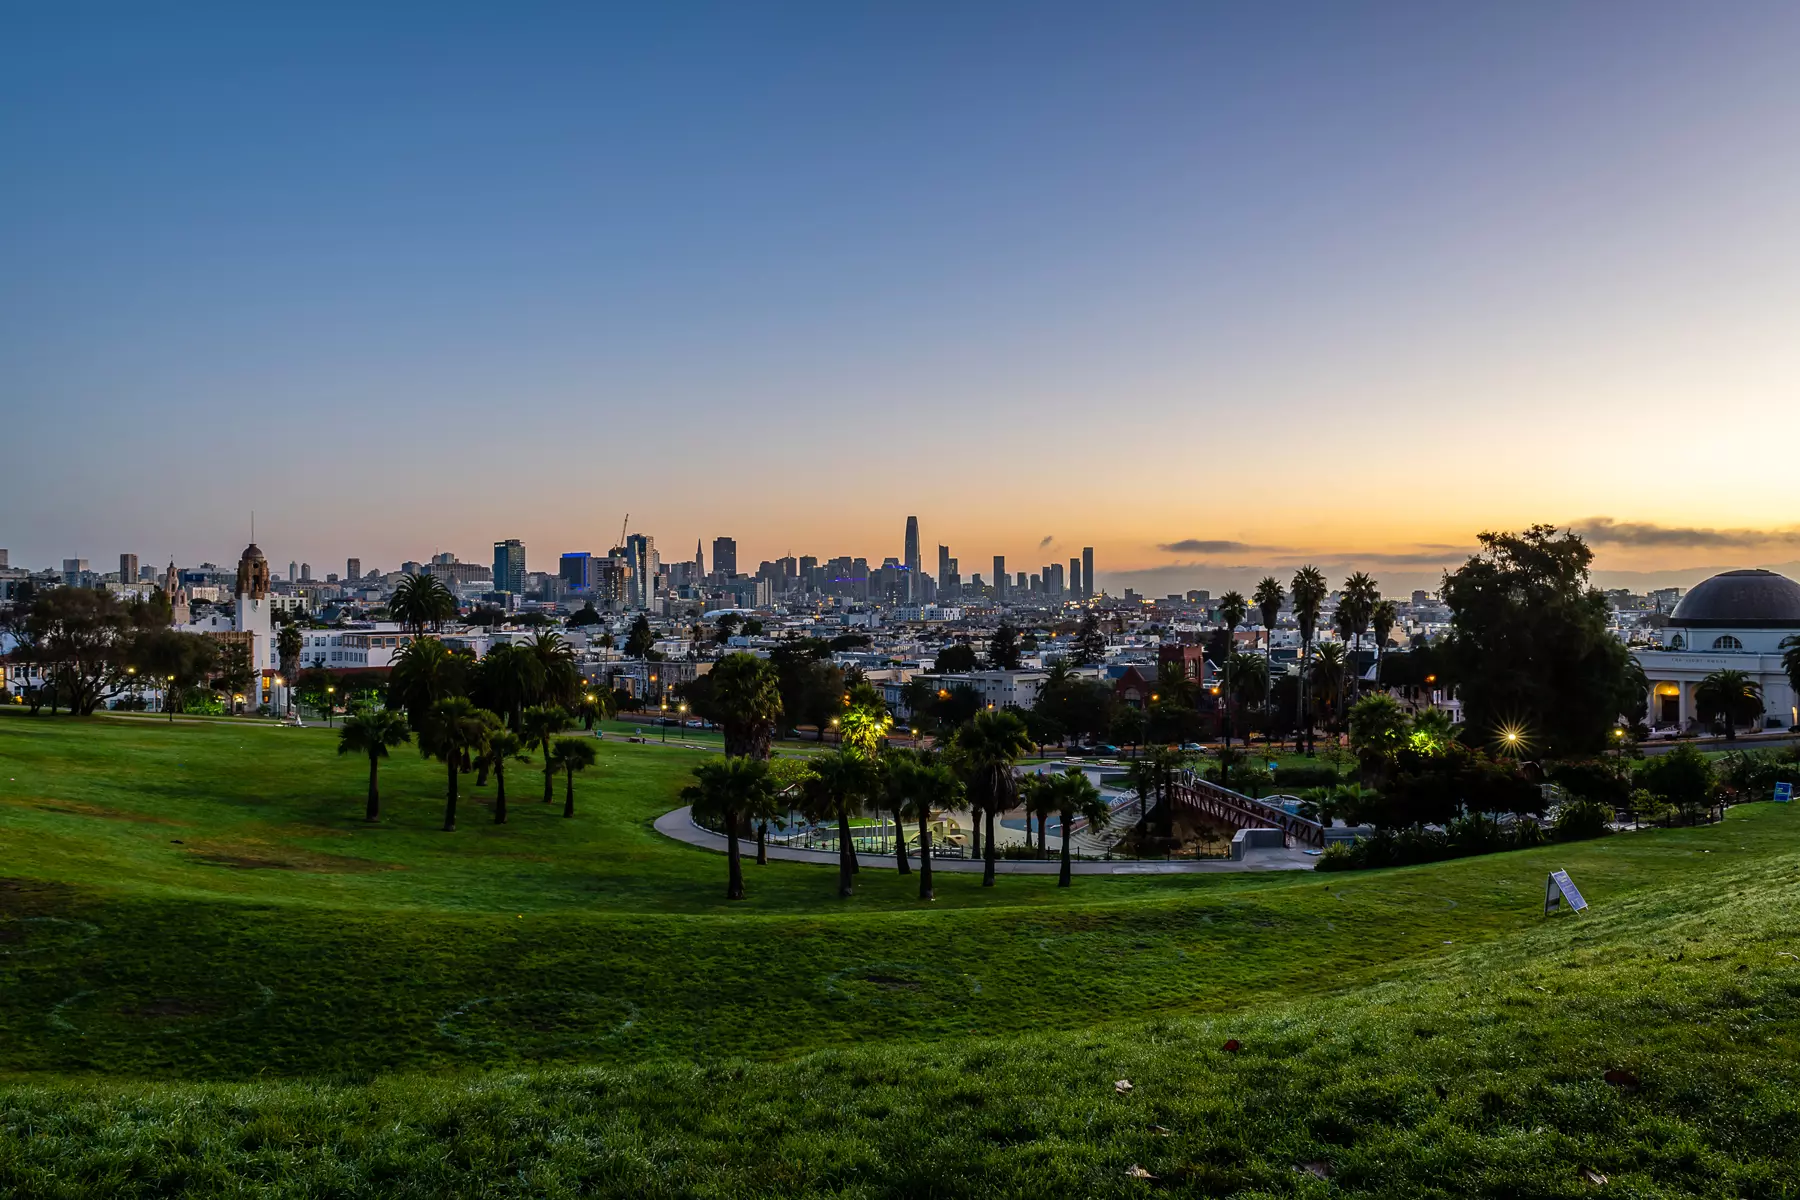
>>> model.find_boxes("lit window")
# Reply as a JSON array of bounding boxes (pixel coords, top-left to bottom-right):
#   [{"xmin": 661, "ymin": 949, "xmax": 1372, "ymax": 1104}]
[{"xmin": 1712, "ymin": 635, "xmax": 1742, "ymax": 651}]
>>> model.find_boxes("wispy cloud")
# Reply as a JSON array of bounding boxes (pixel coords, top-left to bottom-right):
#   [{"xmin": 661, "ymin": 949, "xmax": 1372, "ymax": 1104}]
[
  {"xmin": 1570, "ymin": 517, "xmax": 1800, "ymax": 549},
  {"xmin": 1158, "ymin": 538, "xmax": 1273, "ymax": 555},
  {"xmin": 1272, "ymin": 547, "xmax": 1473, "ymax": 567},
  {"xmin": 1038, "ymin": 535, "xmax": 1055, "ymax": 550}
]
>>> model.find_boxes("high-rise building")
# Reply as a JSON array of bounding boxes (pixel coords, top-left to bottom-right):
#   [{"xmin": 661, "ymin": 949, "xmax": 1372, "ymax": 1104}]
[
  {"xmin": 559, "ymin": 552, "xmax": 594, "ymax": 593},
  {"xmin": 493, "ymin": 539, "xmax": 526, "ymax": 594},
  {"xmin": 300, "ymin": 562, "xmax": 313, "ymax": 582},
  {"xmin": 937, "ymin": 545, "xmax": 951, "ymax": 583},
  {"xmin": 623, "ymin": 533, "xmax": 657, "ymax": 607},
  {"xmin": 288, "ymin": 560, "xmax": 298, "ymax": 583},
  {"xmin": 712, "ymin": 537, "xmax": 737, "ymax": 578},
  {"xmin": 0, "ymin": 549, "xmax": 8, "ymax": 568},
  {"xmin": 904, "ymin": 516, "xmax": 922, "ymax": 603},
  {"xmin": 346, "ymin": 557, "xmax": 361, "ymax": 581},
  {"xmin": 1069, "ymin": 557, "xmax": 1082, "ymax": 597},
  {"xmin": 1046, "ymin": 562, "xmax": 1064, "ymax": 596},
  {"xmin": 119, "ymin": 553, "xmax": 138, "ymax": 584},
  {"xmin": 993, "ymin": 555, "xmax": 1006, "ymax": 602},
  {"xmin": 1082, "ymin": 547, "xmax": 1095, "ymax": 598},
  {"xmin": 694, "ymin": 539, "xmax": 705, "ymax": 577}
]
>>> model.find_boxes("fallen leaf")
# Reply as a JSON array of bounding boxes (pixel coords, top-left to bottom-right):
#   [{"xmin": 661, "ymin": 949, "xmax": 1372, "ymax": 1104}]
[
  {"xmin": 1297, "ymin": 1160, "xmax": 1333, "ymax": 1179},
  {"xmin": 1149, "ymin": 1124, "xmax": 1173, "ymax": 1137},
  {"xmin": 1603, "ymin": 1069, "xmax": 1639, "ymax": 1089},
  {"xmin": 1114, "ymin": 1079, "xmax": 1133, "ymax": 1094},
  {"xmin": 1125, "ymin": 1164, "xmax": 1156, "ymax": 1180},
  {"xmin": 1222, "ymin": 1039, "xmax": 1242, "ymax": 1053},
  {"xmin": 1581, "ymin": 1166, "xmax": 1608, "ymax": 1185}
]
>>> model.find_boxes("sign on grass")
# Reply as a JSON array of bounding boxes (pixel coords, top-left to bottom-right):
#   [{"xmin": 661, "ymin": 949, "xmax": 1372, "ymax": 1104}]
[
  {"xmin": 1776, "ymin": 781, "xmax": 1793, "ymax": 804},
  {"xmin": 1544, "ymin": 869, "xmax": 1588, "ymax": 916}
]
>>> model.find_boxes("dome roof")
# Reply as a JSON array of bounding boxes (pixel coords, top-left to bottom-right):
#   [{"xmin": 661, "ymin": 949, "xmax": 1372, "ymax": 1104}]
[
  {"xmin": 1669, "ymin": 569, "xmax": 1800, "ymax": 628},
  {"xmin": 239, "ymin": 543, "xmax": 267, "ymax": 562}
]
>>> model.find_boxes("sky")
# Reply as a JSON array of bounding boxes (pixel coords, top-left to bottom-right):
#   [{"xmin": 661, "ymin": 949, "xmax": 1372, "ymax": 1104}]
[{"xmin": 4, "ymin": 2, "xmax": 1799, "ymax": 594}]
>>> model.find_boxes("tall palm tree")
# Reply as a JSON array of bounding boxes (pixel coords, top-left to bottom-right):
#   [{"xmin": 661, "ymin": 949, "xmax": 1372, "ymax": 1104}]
[
  {"xmin": 1337, "ymin": 572, "xmax": 1379, "ymax": 704},
  {"xmin": 709, "ymin": 652, "xmax": 785, "ymax": 759},
  {"xmin": 1044, "ymin": 767, "xmax": 1109, "ymax": 887},
  {"xmin": 336, "ymin": 709, "xmax": 411, "ymax": 822},
  {"xmin": 1369, "ymin": 599, "xmax": 1397, "ymax": 691},
  {"xmin": 418, "ymin": 696, "xmax": 491, "ymax": 832},
  {"xmin": 803, "ymin": 750, "xmax": 873, "ymax": 898},
  {"xmin": 549, "ymin": 737, "xmax": 599, "ymax": 816},
  {"xmin": 1781, "ymin": 636, "xmax": 1800, "ymax": 719},
  {"xmin": 898, "ymin": 754, "xmax": 961, "ymax": 901},
  {"xmin": 1694, "ymin": 670, "xmax": 1764, "ymax": 741},
  {"xmin": 1217, "ymin": 591, "xmax": 1248, "ymax": 752},
  {"xmin": 390, "ymin": 573, "xmax": 457, "ymax": 636},
  {"xmin": 527, "ymin": 630, "xmax": 582, "ymax": 710},
  {"xmin": 1311, "ymin": 642, "xmax": 1348, "ymax": 734},
  {"xmin": 1228, "ymin": 650, "xmax": 1270, "ymax": 749},
  {"xmin": 479, "ymin": 726, "xmax": 529, "ymax": 824},
  {"xmin": 681, "ymin": 756, "xmax": 775, "ymax": 899},
  {"xmin": 876, "ymin": 750, "xmax": 914, "ymax": 874},
  {"xmin": 473, "ymin": 643, "xmax": 545, "ymax": 733},
  {"xmin": 953, "ymin": 709, "xmax": 1032, "ymax": 887},
  {"xmin": 522, "ymin": 704, "xmax": 574, "ymax": 804},
  {"xmin": 1290, "ymin": 566, "xmax": 1328, "ymax": 753},
  {"xmin": 387, "ymin": 637, "xmax": 468, "ymax": 729},
  {"xmin": 1253, "ymin": 576, "xmax": 1284, "ymax": 654}
]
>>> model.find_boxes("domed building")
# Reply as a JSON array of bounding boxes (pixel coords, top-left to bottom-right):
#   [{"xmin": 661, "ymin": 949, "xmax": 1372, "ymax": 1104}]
[
  {"xmin": 234, "ymin": 542, "xmax": 277, "ymax": 704},
  {"xmin": 1635, "ymin": 569, "xmax": 1800, "ymax": 732}
]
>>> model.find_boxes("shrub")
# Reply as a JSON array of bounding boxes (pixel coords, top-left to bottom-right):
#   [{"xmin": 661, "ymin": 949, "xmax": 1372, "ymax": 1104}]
[
  {"xmin": 1553, "ymin": 798, "xmax": 1612, "ymax": 842},
  {"xmin": 1275, "ymin": 763, "xmax": 1341, "ymax": 789}
]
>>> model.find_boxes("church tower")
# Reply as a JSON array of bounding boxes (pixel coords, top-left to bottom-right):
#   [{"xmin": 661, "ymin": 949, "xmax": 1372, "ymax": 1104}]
[
  {"xmin": 163, "ymin": 560, "xmax": 190, "ymax": 625},
  {"xmin": 235, "ymin": 542, "xmax": 274, "ymax": 678}
]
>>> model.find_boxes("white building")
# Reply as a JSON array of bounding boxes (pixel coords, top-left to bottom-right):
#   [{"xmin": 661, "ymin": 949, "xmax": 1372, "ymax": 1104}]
[{"xmin": 1633, "ymin": 569, "xmax": 1800, "ymax": 733}]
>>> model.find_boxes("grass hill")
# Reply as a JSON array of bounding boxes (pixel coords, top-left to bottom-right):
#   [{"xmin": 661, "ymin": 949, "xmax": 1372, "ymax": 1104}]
[{"xmin": 1, "ymin": 712, "xmax": 1796, "ymax": 1195}]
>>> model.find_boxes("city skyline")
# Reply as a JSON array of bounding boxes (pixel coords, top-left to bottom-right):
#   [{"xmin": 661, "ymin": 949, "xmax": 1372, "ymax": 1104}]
[{"xmin": 6, "ymin": 5, "xmax": 1800, "ymax": 581}]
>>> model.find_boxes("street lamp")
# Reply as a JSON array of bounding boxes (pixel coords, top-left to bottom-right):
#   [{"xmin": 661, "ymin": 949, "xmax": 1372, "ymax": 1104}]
[
  {"xmin": 166, "ymin": 675, "xmax": 176, "ymax": 722},
  {"xmin": 326, "ymin": 685, "xmax": 336, "ymax": 728}
]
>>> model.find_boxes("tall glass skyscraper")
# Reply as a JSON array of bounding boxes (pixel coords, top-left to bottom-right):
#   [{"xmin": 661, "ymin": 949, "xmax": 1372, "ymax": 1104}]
[
  {"xmin": 904, "ymin": 516, "xmax": 921, "ymax": 603},
  {"xmin": 494, "ymin": 539, "xmax": 526, "ymax": 594}
]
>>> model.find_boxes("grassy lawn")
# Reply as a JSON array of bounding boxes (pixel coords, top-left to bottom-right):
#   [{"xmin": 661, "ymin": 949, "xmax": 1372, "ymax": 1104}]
[{"xmin": 1, "ymin": 709, "xmax": 1797, "ymax": 1194}]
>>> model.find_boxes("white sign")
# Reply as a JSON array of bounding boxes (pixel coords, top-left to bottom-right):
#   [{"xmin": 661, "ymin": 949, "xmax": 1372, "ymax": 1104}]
[{"xmin": 1545, "ymin": 869, "xmax": 1588, "ymax": 915}]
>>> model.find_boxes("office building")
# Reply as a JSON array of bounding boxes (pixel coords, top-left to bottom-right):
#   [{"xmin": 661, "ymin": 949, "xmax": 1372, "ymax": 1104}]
[
  {"xmin": 288, "ymin": 560, "xmax": 298, "ymax": 583},
  {"xmin": 300, "ymin": 563, "xmax": 313, "ymax": 582},
  {"xmin": 904, "ymin": 516, "xmax": 922, "ymax": 603},
  {"xmin": 346, "ymin": 557, "xmax": 361, "ymax": 581},
  {"xmin": 1082, "ymin": 547, "xmax": 1095, "ymax": 598},
  {"xmin": 712, "ymin": 537, "xmax": 737, "ymax": 578},
  {"xmin": 993, "ymin": 555, "xmax": 1006, "ymax": 602},
  {"xmin": 119, "ymin": 554, "xmax": 138, "ymax": 585},
  {"xmin": 1069, "ymin": 557, "xmax": 1082, "ymax": 597},
  {"xmin": 493, "ymin": 539, "xmax": 527, "ymax": 594}
]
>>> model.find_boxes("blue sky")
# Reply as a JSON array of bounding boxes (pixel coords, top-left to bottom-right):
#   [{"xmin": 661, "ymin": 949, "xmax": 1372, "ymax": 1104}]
[{"xmin": 5, "ymin": 3, "xmax": 1799, "ymax": 590}]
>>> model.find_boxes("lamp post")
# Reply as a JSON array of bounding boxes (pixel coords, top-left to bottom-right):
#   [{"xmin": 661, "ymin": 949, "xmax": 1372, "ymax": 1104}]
[
  {"xmin": 326, "ymin": 685, "xmax": 336, "ymax": 728},
  {"xmin": 126, "ymin": 666, "xmax": 137, "ymax": 711},
  {"xmin": 166, "ymin": 675, "xmax": 176, "ymax": 722}
]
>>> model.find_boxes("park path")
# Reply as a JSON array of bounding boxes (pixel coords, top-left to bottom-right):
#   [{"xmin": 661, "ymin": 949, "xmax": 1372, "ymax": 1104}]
[{"xmin": 652, "ymin": 806, "xmax": 1315, "ymax": 874}]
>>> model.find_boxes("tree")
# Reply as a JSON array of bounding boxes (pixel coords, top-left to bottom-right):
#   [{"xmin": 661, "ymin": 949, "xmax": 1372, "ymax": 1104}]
[
  {"xmin": 935, "ymin": 641, "xmax": 979, "ymax": 673},
  {"xmin": 952, "ymin": 709, "xmax": 1032, "ymax": 887},
  {"xmin": 1694, "ymin": 669, "xmax": 1764, "ymax": 740},
  {"xmin": 387, "ymin": 637, "xmax": 470, "ymax": 729},
  {"xmin": 1347, "ymin": 693, "xmax": 1410, "ymax": 780},
  {"xmin": 527, "ymin": 630, "xmax": 582, "ymax": 710},
  {"xmin": 875, "ymin": 751, "xmax": 916, "ymax": 874},
  {"xmin": 418, "ymin": 697, "xmax": 491, "ymax": 832},
  {"xmin": 624, "ymin": 615, "xmax": 656, "ymax": 658},
  {"xmin": 472, "ymin": 643, "xmax": 546, "ymax": 732},
  {"xmin": 1126, "ymin": 746, "xmax": 1189, "ymax": 840},
  {"xmin": 276, "ymin": 621, "xmax": 303, "ymax": 684},
  {"xmin": 1039, "ymin": 768, "xmax": 1108, "ymax": 887},
  {"xmin": 763, "ymin": 757, "xmax": 816, "ymax": 866},
  {"xmin": 712, "ymin": 613, "xmax": 743, "ymax": 645},
  {"xmin": 479, "ymin": 726, "xmax": 528, "ymax": 824},
  {"xmin": 550, "ymin": 737, "xmax": 598, "ymax": 818},
  {"xmin": 522, "ymin": 705, "xmax": 575, "ymax": 804},
  {"xmin": 802, "ymin": 750, "xmax": 873, "ymax": 898},
  {"xmin": 1783, "ymin": 636, "xmax": 1800, "ymax": 723},
  {"xmin": 1337, "ymin": 572, "xmax": 1379, "ymax": 702},
  {"xmin": 1217, "ymin": 591, "xmax": 1248, "ymax": 748},
  {"xmin": 1072, "ymin": 614, "xmax": 1107, "ymax": 666},
  {"xmin": 337, "ymin": 710, "xmax": 412, "ymax": 822},
  {"xmin": 1227, "ymin": 651, "xmax": 1270, "ymax": 747},
  {"xmin": 841, "ymin": 700, "xmax": 892, "ymax": 760},
  {"xmin": 128, "ymin": 629, "xmax": 219, "ymax": 720},
  {"xmin": 682, "ymin": 757, "xmax": 776, "ymax": 899},
  {"xmin": 1369, "ymin": 599, "xmax": 1397, "ymax": 687},
  {"xmin": 21, "ymin": 587, "xmax": 136, "ymax": 716},
  {"xmin": 1640, "ymin": 743, "xmax": 1717, "ymax": 824},
  {"xmin": 1310, "ymin": 642, "xmax": 1348, "ymax": 733},
  {"xmin": 708, "ymin": 653, "xmax": 784, "ymax": 759},
  {"xmin": 567, "ymin": 601, "xmax": 603, "ymax": 627},
  {"xmin": 1290, "ymin": 566, "xmax": 1327, "ymax": 752},
  {"xmin": 1440, "ymin": 527, "xmax": 1649, "ymax": 758},
  {"xmin": 390, "ymin": 573, "xmax": 457, "ymax": 636},
  {"xmin": 1253, "ymin": 577, "xmax": 1285, "ymax": 655},
  {"xmin": 988, "ymin": 623, "xmax": 1022, "ymax": 670},
  {"xmin": 214, "ymin": 642, "xmax": 254, "ymax": 713}
]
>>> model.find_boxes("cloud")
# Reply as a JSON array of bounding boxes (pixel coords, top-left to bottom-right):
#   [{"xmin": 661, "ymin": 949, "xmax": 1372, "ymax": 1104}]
[
  {"xmin": 1158, "ymin": 539, "xmax": 1269, "ymax": 554},
  {"xmin": 1570, "ymin": 518, "xmax": 1800, "ymax": 549},
  {"xmin": 1038, "ymin": 535, "xmax": 1055, "ymax": 549},
  {"xmin": 1274, "ymin": 548, "xmax": 1474, "ymax": 567}
]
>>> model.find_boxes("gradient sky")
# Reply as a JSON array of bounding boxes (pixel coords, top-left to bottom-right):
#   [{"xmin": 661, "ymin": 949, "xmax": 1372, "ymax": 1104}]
[{"xmin": 5, "ymin": 3, "xmax": 1799, "ymax": 592}]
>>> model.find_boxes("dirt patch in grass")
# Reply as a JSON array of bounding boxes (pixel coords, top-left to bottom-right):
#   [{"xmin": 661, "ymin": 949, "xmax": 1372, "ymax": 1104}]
[
  {"xmin": 2, "ymin": 796, "xmax": 178, "ymax": 825},
  {"xmin": 117, "ymin": 997, "xmax": 223, "ymax": 1019},
  {"xmin": 182, "ymin": 840, "xmax": 395, "ymax": 873}
]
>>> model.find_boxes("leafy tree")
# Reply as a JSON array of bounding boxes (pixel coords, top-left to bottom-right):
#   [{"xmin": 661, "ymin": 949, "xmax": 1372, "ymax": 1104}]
[
  {"xmin": 623, "ymin": 615, "xmax": 656, "ymax": 658},
  {"xmin": 213, "ymin": 642, "xmax": 255, "ymax": 713},
  {"xmin": 1440, "ymin": 526, "xmax": 1650, "ymax": 758},
  {"xmin": 337, "ymin": 709, "xmax": 411, "ymax": 822},
  {"xmin": 1125, "ymin": 746, "xmax": 1190, "ymax": 840},
  {"xmin": 21, "ymin": 587, "xmax": 136, "ymax": 715},
  {"xmin": 1640, "ymin": 743, "xmax": 1717, "ymax": 824},
  {"xmin": 127, "ymin": 629, "xmax": 220, "ymax": 720},
  {"xmin": 713, "ymin": 613, "xmax": 743, "ymax": 645},
  {"xmin": 389, "ymin": 573, "xmax": 457, "ymax": 636},
  {"xmin": 521, "ymin": 705, "xmax": 575, "ymax": 804},
  {"xmin": 708, "ymin": 652, "xmax": 785, "ymax": 758},
  {"xmin": 1072, "ymin": 614, "xmax": 1107, "ymax": 666},
  {"xmin": 566, "ymin": 601, "xmax": 603, "ymax": 627},
  {"xmin": 1034, "ymin": 674, "xmax": 1114, "ymax": 743},
  {"xmin": 418, "ymin": 697, "xmax": 491, "ymax": 831},
  {"xmin": 1290, "ymin": 566, "xmax": 1328, "ymax": 752},
  {"xmin": 935, "ymin": 641, "xmax": 979, "ymax": 673},
  {"xmin": 988, "ymin": 623, "xmax": 1022, "ymax": 670},
  {"xmin": 1348, "ymin": 693, "xmax": 1410, "ymax": 780},
  {"xmin": 952, "ymin": 709, "xmax": 1032, "ymax": 887},
  {"xmin": 1227, "ymin": 651, "xmax": 1269, "ymax": 745},
  {"xmin": 682, "ymin": 757, "xmax": 775, "ymax": 899},
  {"xmin": 550, "ymin": 737, "xmax": 598, "ymax": 818},
  {"xmin": 763, "ymin": 757, "xmax": 816, "ymax": 865},
  {"xmin": 1694, "ymin": 669, "xmax": 1764, "ymax": 740}
]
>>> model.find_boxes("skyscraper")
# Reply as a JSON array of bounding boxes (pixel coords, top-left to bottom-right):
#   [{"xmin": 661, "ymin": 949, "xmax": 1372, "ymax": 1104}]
[
  {"xmin": 346, "ymin": 557, "xmax": 361, "ymax": 581},
  {"xmin": 119, "ymin": 553, "xmax": 138, "ymax": 585},
  {"xmin": 301, "ymin": 562, "xmax": 313, "ymax": 582},
  {"xmin": 694, "ymin": 538, "xmax": 705, "ymax": 577},
  {"xmin": 1082, "ymin": 547, "xmax": 1095, "ymax": 598},
  {"xmin": 624, "ymin": 533, "xmax": 657, "ymax": 607},
  {"xmin": 288, "ymin": 560, "xmax": 298, "ymax": 583},
  {"xmin": 712, "ymin": 537, "xmax": 737, "ymax": 578},
  {"xmin": 493, "ymin": 539, "xmax": 526, "ymax": 594},
  {"xmin": 1069, "ymin": 557, "xmax": 1082, "ymax": 597},
  {"xmin": 993, "ymin": 555, "xmax": 1006, "ymax": 602},
  {"xmin": 938, "ymin": 545, "xmax": 951, "ymax": 583},
  {"xmin": 904, "ymin": 516, "xmax": 921, "ymax": 603}
]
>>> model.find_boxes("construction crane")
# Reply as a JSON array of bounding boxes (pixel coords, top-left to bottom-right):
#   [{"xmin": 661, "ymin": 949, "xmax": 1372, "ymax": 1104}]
[{"xmin": 618, "ymin": 513, "xmax": 630, "ymax": 551}]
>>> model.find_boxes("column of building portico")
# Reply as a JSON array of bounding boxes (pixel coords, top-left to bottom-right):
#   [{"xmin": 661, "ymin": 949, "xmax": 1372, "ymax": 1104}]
[{"xmin": 1678, "ymin": 681, "xmax": 1693, "ymax": 729}]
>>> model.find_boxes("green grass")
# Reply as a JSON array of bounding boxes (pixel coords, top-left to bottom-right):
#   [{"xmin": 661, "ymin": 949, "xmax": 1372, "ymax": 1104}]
[{"xmin": 2, "ymin": 710, "xmax": 1797, "ymax": 1195}]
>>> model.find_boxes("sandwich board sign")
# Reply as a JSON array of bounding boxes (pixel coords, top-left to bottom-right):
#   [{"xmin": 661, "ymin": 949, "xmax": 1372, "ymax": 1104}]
[
  {"xmin": 1776, "ymin": 781, "xmax": 1793, "ymax": 804},
  {"xmin": 1545, "ymin": 869, "xmax": 1588, "ymax": 916}
]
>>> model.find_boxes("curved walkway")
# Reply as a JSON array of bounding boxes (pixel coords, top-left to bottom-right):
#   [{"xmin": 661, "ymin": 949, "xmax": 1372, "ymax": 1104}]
[{"xmin": 652, "ymin": 807, "xmax": 1315, "ymax": 874}]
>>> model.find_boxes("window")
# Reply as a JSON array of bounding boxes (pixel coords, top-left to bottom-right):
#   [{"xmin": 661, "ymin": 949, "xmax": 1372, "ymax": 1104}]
[
  {"xmin": 1670, "ymin": 634, "xmax": 1685, "ymax": 650},
  {"xmin": 1712, "ymin": 635, "xmax": 1742, "ymax": 651}
]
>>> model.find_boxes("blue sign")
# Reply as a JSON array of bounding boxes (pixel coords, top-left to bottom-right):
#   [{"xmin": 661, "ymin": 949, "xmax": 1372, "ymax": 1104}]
[
  {"xmin": 1545, "ymin": 869, "xmax": 1588, "ymax": 915},
  {"xmin": 1776, "ymin": 781, "xmax": 1793, "ymax": 804}
]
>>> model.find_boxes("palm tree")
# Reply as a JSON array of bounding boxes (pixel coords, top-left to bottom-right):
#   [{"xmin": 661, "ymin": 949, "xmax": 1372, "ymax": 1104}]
[
  {"xmin": 1044, "ymin": 767, "xmax": 1108, "ymax": 887},
  {"xmin": 803, "ymin": 750, "xmax": 873, "ymax": 898},
  {"xmin": 527, "ymin": 630, "xmax": 582, "ymax": 710},
  {"xmin": 549, "ymin": 737, "xmax": 599, "ymax": 817},
  {"xmin": 390, "ymin": 573, "xmax": 457, "ymax": 636},
  {"xmin": 1311, "ymin": 642, "xmax": 1348, "ymax": 734},
  {"xmin": 1782, "ymin": 637, "xmax": 1800, "ymax": 722},
  {"xmin": 1228, "ymin": 651, "xmax": 1270, "ymax": 750},
  {"xmin": 387, "ymin": 637, "xmax": 468, "ymax": 729},
  {"xmin": 1337, "ymin": 572, "xmax": 1379, "ymax": 703},
  {"xmin": 1290, "ymin": 566, "xmax": 1328, "ymax": 753},
  {"xmin": 876, "ymin": 751, "xmax": 914, "ymax": 874},
  {"xmin": 472, "ymin": 643, "xmax": 545, "ymax": 733},
  {"xmin": 1369, "ymin": 599, "xmax": 1397, "ymax": 690},
  {"xmin": 479, "ymin": 726, "xmax": 529, "ymax": 823},
  {"xmin": 1694, "ymin": 670, "xmax": 1764, "ymax": 740},
  {"xmin": 709, "ymin": 652, "xmax": 784, "ymax": 759},
  {"xmin": 842, "ymin": 701, "xmax": 894, "ymax": 761},
  {"xmin": 1217, "ymin": 591, "xmax": 1248, "ymax": 751},
  {"xmin": 336, "ymin": 709, "xmax": 411, "ymax": 822},
  {"xmin": 522, "ymin": 704, "xmax": 574, "ymax": 804},
  {"xmin": 898, "ymin": 754, "xmax": 961, "ymax": 901},
  {"xmin": 953, "ymin": 709, "xmax": 1032, "ymax": 887},
  {"xmin": 681, "ymin": 757, "xmax": 776, "ymax": 899},
  {"xmin": 1253, "ymin": 577, "xmax": 1284, "ymax": 654},
  {"xmin": 418, "ymin": 697, "xmax": 491, "ymax": 832}
]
